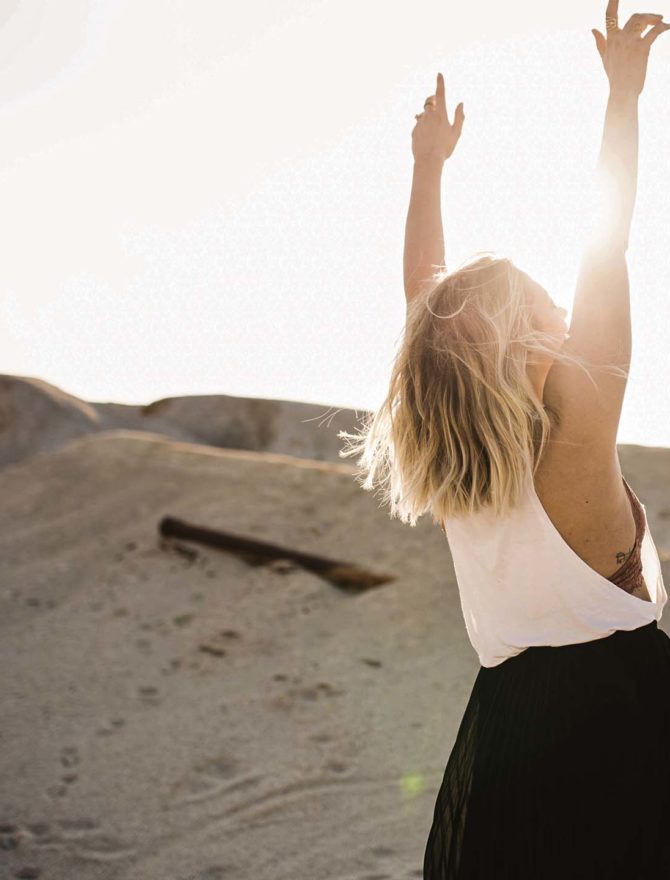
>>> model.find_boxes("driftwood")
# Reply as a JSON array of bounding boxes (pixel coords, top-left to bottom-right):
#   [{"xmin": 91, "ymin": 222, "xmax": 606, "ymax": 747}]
[{"xmin": 158, "ymin": 515, "xmax": 394, "ymax": 592}]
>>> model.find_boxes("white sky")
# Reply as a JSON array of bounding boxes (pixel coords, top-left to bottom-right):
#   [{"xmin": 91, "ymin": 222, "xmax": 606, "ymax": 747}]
[{"xmin": 0, "ymin": 0, "xmax": 668, "ymax": 447}]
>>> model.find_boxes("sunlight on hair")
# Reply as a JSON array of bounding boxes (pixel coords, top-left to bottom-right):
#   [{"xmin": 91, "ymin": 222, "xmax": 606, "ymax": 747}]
[{"xmin": 338, "ymin": 253, "xmax": 630, "ymax": 525}]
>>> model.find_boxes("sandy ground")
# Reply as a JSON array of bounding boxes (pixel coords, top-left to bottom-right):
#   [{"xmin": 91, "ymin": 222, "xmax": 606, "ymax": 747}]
[
  {"xmin": 0, "ymin": 430, "xmax": 475, "ymax": 880},
  {"xmin": 1, "ymin": 425, "xmax": 668, "ymax": 880}
]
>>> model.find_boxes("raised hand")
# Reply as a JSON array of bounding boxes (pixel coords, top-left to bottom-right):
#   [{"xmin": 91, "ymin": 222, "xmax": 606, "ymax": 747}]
[
  {"xmin": 591, "ymin": 1, "xmax": 670, "ymax": 97},
  {"xmin": 411, "ymin": 72, "xmax": 465, "ymax": 164}
]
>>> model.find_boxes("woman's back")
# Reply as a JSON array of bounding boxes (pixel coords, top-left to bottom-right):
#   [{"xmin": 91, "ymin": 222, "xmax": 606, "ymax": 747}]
[{"xmin": 532, "ymin": 412, "xmax": 651, "ymax": 600}]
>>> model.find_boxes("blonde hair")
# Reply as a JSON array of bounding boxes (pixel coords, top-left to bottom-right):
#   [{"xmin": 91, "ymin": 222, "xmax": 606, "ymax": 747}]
[{"xmin": 338, "ymin": 252, "xmax": 626, "ymax": 527}]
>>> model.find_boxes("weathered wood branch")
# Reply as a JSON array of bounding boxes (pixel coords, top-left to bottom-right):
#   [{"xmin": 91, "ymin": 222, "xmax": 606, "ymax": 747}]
[{"xmin": 158, "ymin": 515, "xmax": 393, "ymax": 592}]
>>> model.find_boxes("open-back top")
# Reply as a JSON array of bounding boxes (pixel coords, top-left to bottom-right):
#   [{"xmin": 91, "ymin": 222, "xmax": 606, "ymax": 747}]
[{"xmin": 442, "ymin": 472, "xmax": 667, "ymax": 668}]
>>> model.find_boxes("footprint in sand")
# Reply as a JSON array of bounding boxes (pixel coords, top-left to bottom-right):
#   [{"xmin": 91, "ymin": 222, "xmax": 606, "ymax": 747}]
[
  {"xmin": 162, "ymin": 657, "xmax": 184, "ymax": 676},
  {"xmin": 310, "ymin": 731, "xmax": 334, "ymax": 743},
  {"xmin": 0, "ymin": 823, "xmax": 19, "ymax": 850},
  {"xmin": 96, "ymin": 717, "xmax": 126, "ymax": 736},
  {"xmin": 138, "ymin": 685, "xmax": 161, "ymax": 705},
  {"xmin": 324, "ymin": 759, "xmax": 348, "ymax": 774},
  {"xmin": 60, "ymin": 746, "xmax": 80, "ymax": 768},
  {"xmin": 270, "ymin": 680, "xmax": 346, "ymax": 710},
  {"xmin": 31, "ymin": 817, "xmax": 137, "ymax": 863},
  {"xmin": 1, "ymin": 817, "xmax": 135, "ymax": 868},
  {"xmin": 27, "ymin": 820, "xmax": 64, "ymax": 851},
  {"xmin": 198, "ymin": 628, "xmax": 241, "ymax": 658},
  {"xmin": 165, "ymin": 753, "xmax": 259, "ymax": 808},
  {"xmin": 68, "ymin": 832, "xmax": 137, "ymax": 862},
  {"xmin": 44, "ymin": 749, "xmax": 79, "ymax": 799}
]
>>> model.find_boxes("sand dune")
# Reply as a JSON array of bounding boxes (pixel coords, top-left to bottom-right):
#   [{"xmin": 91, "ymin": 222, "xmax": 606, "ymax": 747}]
[
  {"xmin": 1, "ymin": 418, "xmax": 669, "ymax": 878},
  {"xmin": 0, "ymin": 374, "xmax": 361, "ymax": 471}
]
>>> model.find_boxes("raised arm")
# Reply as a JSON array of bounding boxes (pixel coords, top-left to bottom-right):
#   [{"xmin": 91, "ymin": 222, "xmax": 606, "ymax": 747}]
[
  {"xmin": 403, "ymin": 156, "xmax": 446, "ymax": 304},
  {"xmin": 403, "ymin": 73, "xmax": 465, "ymax": 305},
  {"xmin": 586, "ymin": 4, "xmax": 668, "ymax": 252},
  {"xmin": 545, "ymin": 3, "xmax": 669, "ymax": 449}
]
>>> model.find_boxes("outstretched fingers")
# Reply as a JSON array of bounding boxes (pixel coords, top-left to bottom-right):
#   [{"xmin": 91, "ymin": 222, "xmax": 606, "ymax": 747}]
[
  {"xmin": 623, "ymin": 11, "xmax": 664, "ymax": 34},
  {"xmin": 642, "ymin": 16, "xmax": 670, "ymax": 45}
]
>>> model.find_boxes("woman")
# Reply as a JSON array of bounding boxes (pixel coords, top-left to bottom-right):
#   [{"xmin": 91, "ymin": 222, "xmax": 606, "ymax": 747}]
[{"xmin": 339, "ymin": 3, "xmax": 670, "ymax": 877}]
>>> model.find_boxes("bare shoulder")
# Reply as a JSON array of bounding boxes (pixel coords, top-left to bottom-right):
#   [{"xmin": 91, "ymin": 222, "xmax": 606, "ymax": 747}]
[{"xmin": 542, "ymin": 336, "xmax": 630, "ymax": 453}]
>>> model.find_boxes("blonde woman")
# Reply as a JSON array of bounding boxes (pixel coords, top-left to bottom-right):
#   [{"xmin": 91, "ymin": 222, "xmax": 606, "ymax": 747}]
[{"xmin": 340, "ymin": 2, "xmax": 670, "ymax": 876}]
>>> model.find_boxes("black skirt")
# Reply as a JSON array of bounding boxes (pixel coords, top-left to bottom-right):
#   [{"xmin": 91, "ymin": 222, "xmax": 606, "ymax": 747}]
[{"xmin": 423, "ymin": 620, "xmax": 670, "ymax": 879}]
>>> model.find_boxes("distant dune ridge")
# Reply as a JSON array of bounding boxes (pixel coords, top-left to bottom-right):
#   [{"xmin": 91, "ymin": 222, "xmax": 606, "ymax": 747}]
[
  {"xmin": 1, "ymin": 374, "xmax": 669, "ymax": 878},
  {"xmin": 0, "ymin": 374, "xmax": 363, "ymax": 471}
]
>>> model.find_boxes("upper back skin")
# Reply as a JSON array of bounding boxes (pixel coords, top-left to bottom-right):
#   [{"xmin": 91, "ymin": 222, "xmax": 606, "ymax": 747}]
[{"xmin": 533, "ymin": 391, "xmax": 640, "ymax": 587}]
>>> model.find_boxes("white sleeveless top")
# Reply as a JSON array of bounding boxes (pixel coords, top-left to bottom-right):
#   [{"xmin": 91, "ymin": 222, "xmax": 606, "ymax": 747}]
[{"xmin": 442, "ymin": 470, "xmax": 667, "ymax": 668}]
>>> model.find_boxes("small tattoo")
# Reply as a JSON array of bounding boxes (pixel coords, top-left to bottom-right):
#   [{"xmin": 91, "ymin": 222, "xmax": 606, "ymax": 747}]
[{"xmin": 615, "ymin": 547, "xmax": 634, "ymax": 566}]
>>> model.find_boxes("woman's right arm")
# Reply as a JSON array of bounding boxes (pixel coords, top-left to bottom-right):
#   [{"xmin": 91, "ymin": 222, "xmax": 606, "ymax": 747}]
[
  {"xmin": 586, "ymin": 6, "xmax": 669, "ymax": 251},
  {"xmin": 544, "ymin": 7, "xmax": 669, "ymax": 452},
  {"xmin": 571, "ymin": 9, "xmax": 668, "ymax": 348},
  {"xmin": 589, "ymin": 89, "xmax": 639, "ymax": 254}
]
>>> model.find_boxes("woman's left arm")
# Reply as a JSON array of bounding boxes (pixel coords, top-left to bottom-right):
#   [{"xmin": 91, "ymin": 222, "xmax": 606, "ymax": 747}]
[{"xmin": 404, "ymin": 73, "xmax": 465, "ymax": 305}]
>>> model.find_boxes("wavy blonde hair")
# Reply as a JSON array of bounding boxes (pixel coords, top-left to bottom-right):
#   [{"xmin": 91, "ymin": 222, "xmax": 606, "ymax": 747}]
[{"xmin": 338, "ymin": 251, "xmax": 626, "ymax": 526}]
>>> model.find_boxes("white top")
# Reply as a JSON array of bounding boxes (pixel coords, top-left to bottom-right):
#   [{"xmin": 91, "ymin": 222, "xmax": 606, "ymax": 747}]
[{"xmin": 443, "ymin": 469, "xmax": 667, "ymax": 668}]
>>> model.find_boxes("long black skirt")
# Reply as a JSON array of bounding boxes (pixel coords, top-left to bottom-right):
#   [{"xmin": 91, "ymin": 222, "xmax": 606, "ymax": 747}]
[{"xmin": 423, "ymin": 620, "xmax": 670, "ymax": 879}]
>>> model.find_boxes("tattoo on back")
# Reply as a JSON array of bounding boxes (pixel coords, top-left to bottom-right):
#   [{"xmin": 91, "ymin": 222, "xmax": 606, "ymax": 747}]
[{"xmin": 615, "ymin": 547, "xmax": 634, "ymax": 567}]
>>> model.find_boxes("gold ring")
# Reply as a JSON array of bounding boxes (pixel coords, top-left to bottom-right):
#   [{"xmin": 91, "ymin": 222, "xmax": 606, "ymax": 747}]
[{"xmin": 606, "ymin": 16, "xmax": 618, "ymax": 31}]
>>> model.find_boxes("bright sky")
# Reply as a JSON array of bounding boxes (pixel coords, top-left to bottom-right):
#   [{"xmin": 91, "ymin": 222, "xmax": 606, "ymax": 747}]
[{"xmin": 0, "ymin": 0, "xmax": 668, "ymax": 447}]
